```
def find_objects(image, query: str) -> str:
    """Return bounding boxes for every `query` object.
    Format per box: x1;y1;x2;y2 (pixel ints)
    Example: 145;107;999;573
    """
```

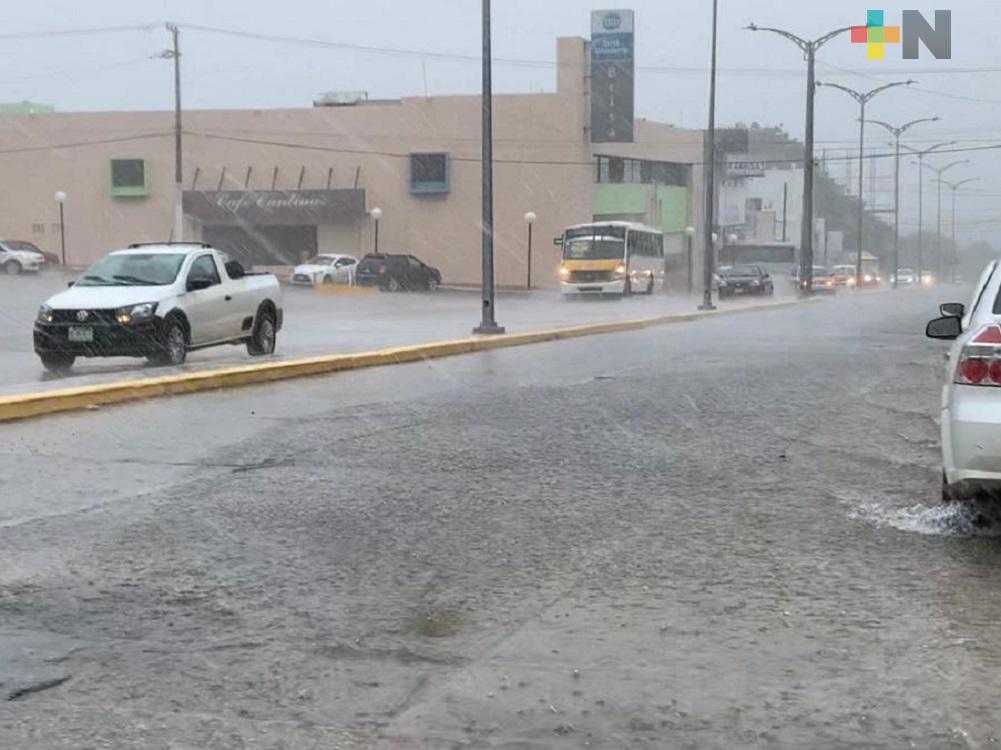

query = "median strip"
0;298;808;423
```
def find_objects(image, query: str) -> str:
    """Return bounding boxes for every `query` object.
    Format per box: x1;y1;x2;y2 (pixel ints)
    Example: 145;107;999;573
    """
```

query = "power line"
0;132;170;155
0;24;160;41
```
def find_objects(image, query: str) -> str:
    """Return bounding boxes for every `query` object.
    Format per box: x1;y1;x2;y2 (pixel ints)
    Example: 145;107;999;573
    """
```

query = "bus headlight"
559;266;571;280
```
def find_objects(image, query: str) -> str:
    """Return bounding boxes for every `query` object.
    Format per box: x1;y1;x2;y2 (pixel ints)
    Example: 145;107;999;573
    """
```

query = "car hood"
293;264;329;274
46;284;173;309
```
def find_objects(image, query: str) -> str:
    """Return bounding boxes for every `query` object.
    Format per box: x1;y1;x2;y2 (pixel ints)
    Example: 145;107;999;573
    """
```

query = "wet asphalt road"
1;287;999;749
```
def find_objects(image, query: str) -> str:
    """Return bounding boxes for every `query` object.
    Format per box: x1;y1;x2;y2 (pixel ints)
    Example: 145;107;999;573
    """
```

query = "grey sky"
2;0;998;241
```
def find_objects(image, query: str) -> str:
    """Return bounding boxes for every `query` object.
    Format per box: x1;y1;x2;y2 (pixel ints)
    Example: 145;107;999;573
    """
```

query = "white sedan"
289;254;358;286
927;258;1001;501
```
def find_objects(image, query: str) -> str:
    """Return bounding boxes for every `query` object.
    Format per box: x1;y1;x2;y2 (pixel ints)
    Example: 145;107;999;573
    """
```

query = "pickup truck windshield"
77;253;186;286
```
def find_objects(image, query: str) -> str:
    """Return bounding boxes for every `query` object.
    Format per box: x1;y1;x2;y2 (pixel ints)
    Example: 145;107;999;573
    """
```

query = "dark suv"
356;254;442;292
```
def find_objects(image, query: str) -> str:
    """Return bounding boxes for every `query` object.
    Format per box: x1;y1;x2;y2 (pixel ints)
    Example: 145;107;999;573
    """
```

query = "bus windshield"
563;236;625;261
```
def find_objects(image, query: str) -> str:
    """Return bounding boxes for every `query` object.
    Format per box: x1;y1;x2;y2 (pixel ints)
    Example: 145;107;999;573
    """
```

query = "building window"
595;155;688;187
410;153;449;195
110;158;149;197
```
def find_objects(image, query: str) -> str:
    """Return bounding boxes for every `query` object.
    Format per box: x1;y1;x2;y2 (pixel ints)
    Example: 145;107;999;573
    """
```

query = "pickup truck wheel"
247;312;277;356
149;321;187;366
39;351;75;373
4;260;22;276
386;277;401;293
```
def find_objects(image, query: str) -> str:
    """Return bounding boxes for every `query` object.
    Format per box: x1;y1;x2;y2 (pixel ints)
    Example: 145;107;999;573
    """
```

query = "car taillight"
955;325;1001;386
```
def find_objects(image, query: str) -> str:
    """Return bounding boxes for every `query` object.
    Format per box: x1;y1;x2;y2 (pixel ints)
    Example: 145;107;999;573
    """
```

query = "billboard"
590;9;635;143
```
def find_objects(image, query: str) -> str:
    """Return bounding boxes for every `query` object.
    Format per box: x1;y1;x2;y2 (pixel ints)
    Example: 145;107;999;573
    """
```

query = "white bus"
556;222;664;297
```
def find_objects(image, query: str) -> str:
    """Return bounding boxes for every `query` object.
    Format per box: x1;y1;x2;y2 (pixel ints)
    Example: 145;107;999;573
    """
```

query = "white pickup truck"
34;243;283;372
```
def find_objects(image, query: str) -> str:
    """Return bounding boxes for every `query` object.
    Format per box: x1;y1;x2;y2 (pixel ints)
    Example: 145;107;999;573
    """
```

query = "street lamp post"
902;142;955;284
54;191;67;267
727;233;738;265
157;24;184;243
747;22;851;296
935;177;979;283
685;226;696;294
699;0;721;312
370;207;383;253
923;159;969;279
869;117;940;288
817;80;914;288
524;211;536;291
474;0;503;334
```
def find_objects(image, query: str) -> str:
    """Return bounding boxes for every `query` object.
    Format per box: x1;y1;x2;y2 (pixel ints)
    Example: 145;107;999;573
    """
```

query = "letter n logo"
903;10;952;59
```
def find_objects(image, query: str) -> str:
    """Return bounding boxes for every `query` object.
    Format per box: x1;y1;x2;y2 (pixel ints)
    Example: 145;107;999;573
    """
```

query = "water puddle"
852;498;1001;538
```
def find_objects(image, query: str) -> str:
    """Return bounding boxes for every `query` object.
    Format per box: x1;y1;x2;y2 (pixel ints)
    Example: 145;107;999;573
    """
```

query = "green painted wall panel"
656;185;689;234
593;184;647;215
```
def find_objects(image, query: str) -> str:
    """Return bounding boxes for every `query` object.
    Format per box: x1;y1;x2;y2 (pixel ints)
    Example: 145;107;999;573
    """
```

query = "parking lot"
0;270;796;397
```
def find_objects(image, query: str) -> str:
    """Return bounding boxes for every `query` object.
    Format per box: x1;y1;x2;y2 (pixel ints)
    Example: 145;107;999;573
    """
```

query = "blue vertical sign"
591;9;635;143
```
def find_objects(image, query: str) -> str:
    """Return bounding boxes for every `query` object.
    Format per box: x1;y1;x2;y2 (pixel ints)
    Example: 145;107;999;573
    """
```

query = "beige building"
0;37;705;288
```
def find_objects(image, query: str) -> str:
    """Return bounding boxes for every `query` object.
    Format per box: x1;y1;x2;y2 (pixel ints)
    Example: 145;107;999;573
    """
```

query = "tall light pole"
817;80;914;288
902;142;954;284
524;211;536;291
54;191;67;267
685;226;696;295
923;159;969;279
474;0;503;334
747;22;851;296
869;117;940;288
371;207;383;253
159;24;184;243
935;177;979;282
700;0;720;311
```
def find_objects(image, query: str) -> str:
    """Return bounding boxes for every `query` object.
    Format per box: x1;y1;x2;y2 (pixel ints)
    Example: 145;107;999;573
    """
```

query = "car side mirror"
187;277;213;292
940;302;965;318
926;315;962;340
67;281;74;288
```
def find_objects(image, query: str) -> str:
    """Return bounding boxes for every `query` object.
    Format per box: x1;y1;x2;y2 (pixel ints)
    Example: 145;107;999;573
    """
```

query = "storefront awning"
183;189;365;224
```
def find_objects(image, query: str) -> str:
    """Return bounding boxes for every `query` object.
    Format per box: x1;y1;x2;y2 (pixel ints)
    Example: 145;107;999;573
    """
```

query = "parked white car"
927;259;1001;501
0;240;46;275
34;243;282;372
289;254;358;286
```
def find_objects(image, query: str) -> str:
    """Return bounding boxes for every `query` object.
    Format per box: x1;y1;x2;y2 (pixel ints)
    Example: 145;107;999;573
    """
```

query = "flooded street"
2;288;1001;749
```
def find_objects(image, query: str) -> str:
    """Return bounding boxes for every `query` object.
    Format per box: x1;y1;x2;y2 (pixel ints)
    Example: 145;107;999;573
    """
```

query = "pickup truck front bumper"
34;317;168;358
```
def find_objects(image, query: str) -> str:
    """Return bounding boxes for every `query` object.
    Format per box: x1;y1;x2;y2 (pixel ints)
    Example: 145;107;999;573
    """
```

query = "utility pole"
700;0;720;311
474;0;503;334
817;80;914;288
902;142;954;284
747;22;851;295
870;117;939;289
160;23;184;243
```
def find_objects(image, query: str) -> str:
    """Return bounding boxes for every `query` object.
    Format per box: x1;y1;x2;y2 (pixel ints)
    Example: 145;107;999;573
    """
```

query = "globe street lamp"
370;206;383;254
54;191;67;267
685;226;696;294
524;211;536;290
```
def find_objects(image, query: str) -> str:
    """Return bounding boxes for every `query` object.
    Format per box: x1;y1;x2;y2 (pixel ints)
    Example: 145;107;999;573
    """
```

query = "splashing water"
852;498;1001;538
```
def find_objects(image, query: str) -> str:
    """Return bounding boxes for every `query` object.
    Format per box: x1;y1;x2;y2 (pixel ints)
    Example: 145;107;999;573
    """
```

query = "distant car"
791;265;836;294
832;265;855;287
0;240;46;275
289;254;358;286
717;265;774;298
926;259;1001;501
355;253;441;292
893;268;918;286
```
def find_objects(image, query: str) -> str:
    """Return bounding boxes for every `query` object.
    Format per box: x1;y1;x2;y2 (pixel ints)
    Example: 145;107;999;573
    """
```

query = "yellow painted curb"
0;298;808;423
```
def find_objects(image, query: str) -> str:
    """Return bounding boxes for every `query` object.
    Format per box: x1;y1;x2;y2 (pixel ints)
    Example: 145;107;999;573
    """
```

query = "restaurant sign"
183;189;365;224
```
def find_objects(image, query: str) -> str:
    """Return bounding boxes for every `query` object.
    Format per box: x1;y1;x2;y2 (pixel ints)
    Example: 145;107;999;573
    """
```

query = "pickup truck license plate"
68;326;93;342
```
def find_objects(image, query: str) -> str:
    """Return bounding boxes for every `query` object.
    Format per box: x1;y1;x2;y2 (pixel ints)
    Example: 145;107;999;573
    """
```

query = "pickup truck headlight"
37;304;54;324
115;302;158;325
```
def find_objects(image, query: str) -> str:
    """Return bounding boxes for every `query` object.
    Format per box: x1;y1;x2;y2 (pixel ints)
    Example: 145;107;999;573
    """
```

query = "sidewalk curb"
0;298;810;423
